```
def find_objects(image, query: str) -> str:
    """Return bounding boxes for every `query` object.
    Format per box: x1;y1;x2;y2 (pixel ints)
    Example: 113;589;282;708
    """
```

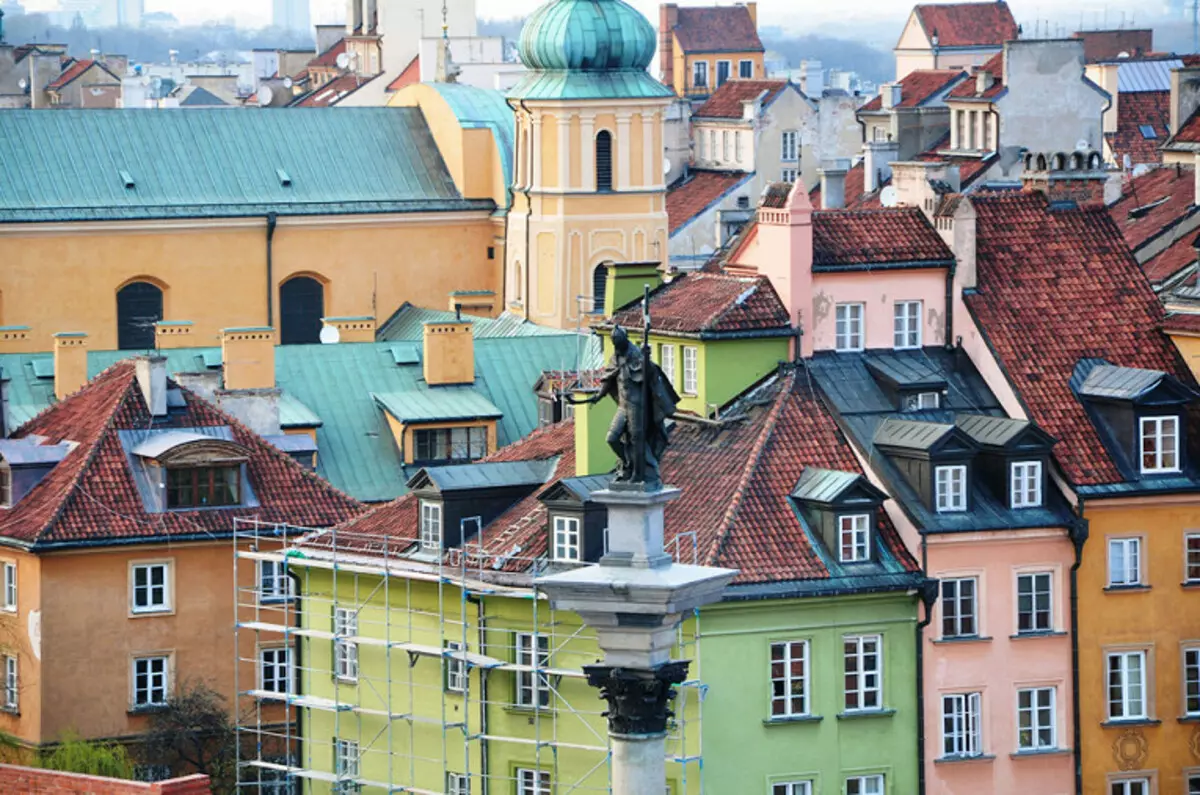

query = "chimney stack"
134;355;167;417
818;159;850;210
1171;66;1200;136
880;83;902;110
221;327;276;390
155;320;194;350
52;332;88;401
423;321;475;386
975;67;994;95
0;326;31;355
863;140;900;193
321;316;376;344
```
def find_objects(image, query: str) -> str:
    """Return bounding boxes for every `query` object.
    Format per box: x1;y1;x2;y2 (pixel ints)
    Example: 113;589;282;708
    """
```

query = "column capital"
583;661;691;737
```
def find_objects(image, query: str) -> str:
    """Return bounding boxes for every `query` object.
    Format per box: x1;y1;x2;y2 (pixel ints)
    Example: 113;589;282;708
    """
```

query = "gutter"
811;259;956;273
266;212;278;328
915;575;939;795
1069;509;1089;795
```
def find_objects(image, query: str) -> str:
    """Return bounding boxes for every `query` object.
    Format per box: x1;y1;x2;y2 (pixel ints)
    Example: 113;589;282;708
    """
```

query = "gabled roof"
671;5;764;54
946;52;1004;100
1143;231;1199;286
874;418;971;454
667;169;754;234
388;55;421;92
1167;107;1200;147
408;460;558;492
811;208;954;269
909;2;1018;49
1106;90;1169;168
693;79;794;119
178;86;229;107
47;58;119;90
291;72;378;107
791;467;887;506
955;413;1055;449
1072;29;1154;63
608;272;792;337
0;362;361;548
859;69;965;111
963;191;1195;487
1107;164;1197;255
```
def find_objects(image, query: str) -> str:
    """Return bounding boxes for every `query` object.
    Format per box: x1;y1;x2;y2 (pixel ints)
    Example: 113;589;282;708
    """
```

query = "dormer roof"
954;413;1056;451
874;418;978;456
130;431;250;465
791;467;888;507
407;460;558;493
866;357;947;392
1076;362;1187;402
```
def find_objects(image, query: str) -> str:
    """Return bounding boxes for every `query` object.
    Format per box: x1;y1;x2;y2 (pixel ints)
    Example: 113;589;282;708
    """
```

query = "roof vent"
276;168;292;187
119;170;135;189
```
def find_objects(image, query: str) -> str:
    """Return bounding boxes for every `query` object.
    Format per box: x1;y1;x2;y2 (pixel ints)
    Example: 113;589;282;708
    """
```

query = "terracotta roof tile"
693;79;791;118
0;362;362;546
811;207;953;267
1072;29;1154;63
1164;312;1200;335
291;73;376;107
947;52;1005;99
47;59;116;90
1106;91;1169;167
667;170;752;233
388;55;421;91
912;1;1018;48
609;272;790;334
312;38;347;68
672;6;763;54
964;192;1188;485
1107;164;1196;251
860;69;965;111
1143;231;1199;285
1172;107;1200;145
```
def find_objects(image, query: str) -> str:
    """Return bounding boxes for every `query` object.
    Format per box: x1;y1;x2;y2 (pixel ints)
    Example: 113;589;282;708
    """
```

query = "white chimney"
880;83;902;110
135;356;168;418
818;159;850;210
864;140;900;193
802;59;824;96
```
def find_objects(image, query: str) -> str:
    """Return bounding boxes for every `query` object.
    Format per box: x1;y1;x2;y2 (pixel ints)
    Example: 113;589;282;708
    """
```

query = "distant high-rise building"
273;0;311;33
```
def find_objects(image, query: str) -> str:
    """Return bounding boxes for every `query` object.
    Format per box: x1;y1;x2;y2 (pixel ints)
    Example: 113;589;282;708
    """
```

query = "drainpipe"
915;574;939;795
1069;509;1089;795
514;99;534;315
286;568;303;780
944;259;956;347
265;212;278;328
468;594;489;795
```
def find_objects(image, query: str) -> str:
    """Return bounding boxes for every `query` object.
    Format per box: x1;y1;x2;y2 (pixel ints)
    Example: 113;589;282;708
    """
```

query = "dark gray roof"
551;475;613;501
1078;363;1166;400
811;348;997;415
789;466;884;505
178;86;229;106
411;460;559;492
865;357;947;390
955;413;1033;447
873;418;955;451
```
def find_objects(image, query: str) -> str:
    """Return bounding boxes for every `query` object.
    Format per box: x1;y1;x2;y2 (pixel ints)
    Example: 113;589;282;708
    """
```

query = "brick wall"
0;765;211;794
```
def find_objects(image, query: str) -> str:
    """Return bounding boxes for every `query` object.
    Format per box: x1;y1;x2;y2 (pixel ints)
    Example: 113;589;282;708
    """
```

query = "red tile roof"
1143;232;1199;285
1106;90;1169;167
912;1;1018;48
291;73;376;107
667;170;752;233
808;163;886;211
388;55;421;92
47;59;118;90
964;192;1188;485
946;52;1004;99
0;362;362;547
671;6;763;54
860;69;965;111
311;37;348;68
693;79;791;118
916;132;998;186
609;272;790;334
1072;29;1154;62
1172;107;1200;145
1164;312;1200;335
811;207;953;267
1107;164;1196;251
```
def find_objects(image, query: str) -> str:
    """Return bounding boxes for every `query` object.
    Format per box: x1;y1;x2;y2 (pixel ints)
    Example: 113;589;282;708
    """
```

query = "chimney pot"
52;332;88;401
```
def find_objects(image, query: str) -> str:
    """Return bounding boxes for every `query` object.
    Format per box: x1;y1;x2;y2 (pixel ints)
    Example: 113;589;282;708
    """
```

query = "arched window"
279;276;325;345
596;131;613;192
117;281;163;350
592;263;609;314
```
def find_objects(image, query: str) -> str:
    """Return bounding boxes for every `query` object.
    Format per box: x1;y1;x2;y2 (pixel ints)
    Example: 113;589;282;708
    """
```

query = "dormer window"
1010;461;1043;508
551;515;581;562
903;392;940;412
838;514;870;563
935;465;967;512
420;500;442;551
165;465;241;509
1140;416;1179;474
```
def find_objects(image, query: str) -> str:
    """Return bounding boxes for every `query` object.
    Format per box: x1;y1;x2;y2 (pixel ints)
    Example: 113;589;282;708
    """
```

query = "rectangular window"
131;562;170;613
1187;534;1200;583
552;515;581;562
132;655;169;708
334;607;359;682
773;783;811;795
4;655;16;710
1011;461;1043;508
781;168;798;183
834;303;864;352
1112;780;1150;795
660;344;677;385
419;500;442;551
1108;537;1142;587
873;126;888;142
516;769;551;795
716;59;731;87
903;391;941;411
843;634;882;711
942;692;983;758
682;346;698;395
447;773;470;795
941;577;978;638
1107;650;1147;720
1017;686;1056;750
968;110;978;149
781;130;798;161
769;640;809;717
839;514;870;563
334;738;359;782
893;301;921;349
1185;647;1200;715
258;559;293;602
2;562;14;612
413;426;488;463
1191;775;1200;795
935;465;967;512
1016;572;1053;633
847;776;884;795
516;633;550;708
739;59;753;79
260;647;292;695
955;110;965;149
1140;415;1180;473
165;465;241;508
445;640;466;694
692;61;707;88
697;130;707;161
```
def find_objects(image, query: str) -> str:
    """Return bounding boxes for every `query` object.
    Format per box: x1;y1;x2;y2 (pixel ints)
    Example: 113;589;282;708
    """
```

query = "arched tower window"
596;131;613;192
117;281;163;350
279;276;325;345
592;263;609;314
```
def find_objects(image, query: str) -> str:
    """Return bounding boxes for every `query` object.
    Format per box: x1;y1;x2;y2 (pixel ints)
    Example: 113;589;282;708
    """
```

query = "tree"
142;681;237;791
39;732;135;779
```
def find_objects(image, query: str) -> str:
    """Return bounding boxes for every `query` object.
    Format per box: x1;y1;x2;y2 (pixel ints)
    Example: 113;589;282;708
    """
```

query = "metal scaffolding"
233;518;707;794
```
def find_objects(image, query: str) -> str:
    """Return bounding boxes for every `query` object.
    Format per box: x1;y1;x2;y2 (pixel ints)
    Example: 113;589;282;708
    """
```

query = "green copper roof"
424;83;515;207
377;303;575;341
0;108;493;222
373;388;502;423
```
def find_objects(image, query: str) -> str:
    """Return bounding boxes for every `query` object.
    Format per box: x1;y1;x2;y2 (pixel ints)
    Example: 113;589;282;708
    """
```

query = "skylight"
1138;124;1158;140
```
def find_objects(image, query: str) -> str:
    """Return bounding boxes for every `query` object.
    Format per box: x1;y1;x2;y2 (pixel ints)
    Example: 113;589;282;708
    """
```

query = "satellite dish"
17;77;27;90
335;52;350;70
282;76;293;89
1117;51;1131;59
319;325;341;345
257;85;274;107
662;157;672;176
880;185;899;208
1075;139;1089;151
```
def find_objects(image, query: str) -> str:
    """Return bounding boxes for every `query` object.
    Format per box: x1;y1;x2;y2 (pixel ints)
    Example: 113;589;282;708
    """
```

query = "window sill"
1103;585;1150;594
836;708;895;721
935;754;994;765
0;707;18;716
763;714;823;726
259;595;297;606
505;705;552;717
130;608;173;617
1010;631;1068;641
128;704;168;716
1010;748;1071;759
333;677;359;686
1101;718;1161;728
1178;715;1200;724
932;635;992;645
1181;581;1200;589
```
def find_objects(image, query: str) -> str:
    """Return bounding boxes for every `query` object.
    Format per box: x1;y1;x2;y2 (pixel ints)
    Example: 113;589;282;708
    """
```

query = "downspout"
468;594;489;795
944;259;955;348
265;212;278;328
915;573;938;795
1070;508;1089;795
287;569;303;779
516;99;534;315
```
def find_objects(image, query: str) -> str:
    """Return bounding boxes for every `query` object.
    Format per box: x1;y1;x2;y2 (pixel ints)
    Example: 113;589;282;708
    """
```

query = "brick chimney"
659;4;678;90
52;332;87;401
155;321;195;350
743;182;812;356
1020;149;1108;207
1171;66;1200;136
321;316;376;343
221;327;276;390
423;321;475;385
742;1;757;27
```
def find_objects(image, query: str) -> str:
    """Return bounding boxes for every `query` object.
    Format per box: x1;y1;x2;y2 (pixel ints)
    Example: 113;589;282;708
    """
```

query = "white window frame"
1107;537;1143;587
1190;773;1200;795
3;655;16;711
723;130;731;160
773;783;811;795
660;344;677;385
1186;533;1200;583
1107;650;1147;720
516;767;551;795
843;634;882;712
781;130;798;161
419;500;442;551
739;59;754;79
781;168;798;183
834;303;864;352
131;561;171;614
838;514;870;563
1016;571;1053;634
904;391;941;411
1185;646;1200;716
692;61;707;89
846;775;885;795
132;655;169;709
552;515;581;562
1111;779;1151;795
260;646;292;696
446;772;470;795
1010;461;1043;508
445;640;466;694
682;346;699;395
893;300;922;349
940;577;978;638
769;640;809;718
334;607;359;682
1140;415;1180;474
258;559;293;602
935;465;967;513
515;633;550;708
1;562;14;612
334;738;359;782
1017;686;1056;751
942;691;983;758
